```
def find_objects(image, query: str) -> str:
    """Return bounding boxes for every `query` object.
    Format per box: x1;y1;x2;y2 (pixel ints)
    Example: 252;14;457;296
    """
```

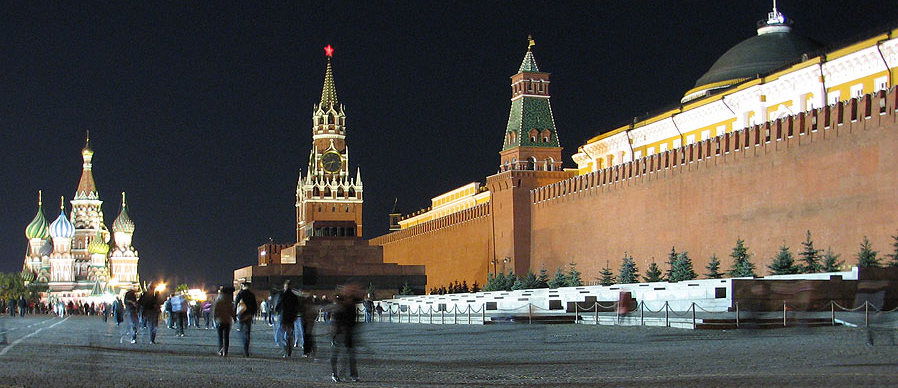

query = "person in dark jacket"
141;288;163;344
212;286;236;356
274;280;299;357
233;282;258;356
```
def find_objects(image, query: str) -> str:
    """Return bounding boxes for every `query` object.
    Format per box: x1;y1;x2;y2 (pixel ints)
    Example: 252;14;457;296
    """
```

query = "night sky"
1;1;894;288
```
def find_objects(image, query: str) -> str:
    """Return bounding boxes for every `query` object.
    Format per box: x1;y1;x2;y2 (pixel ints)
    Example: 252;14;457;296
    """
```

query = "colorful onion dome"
87;230;109;255
25;191;50;240
49;197;75;239
20;270;35;283
113;192;135;234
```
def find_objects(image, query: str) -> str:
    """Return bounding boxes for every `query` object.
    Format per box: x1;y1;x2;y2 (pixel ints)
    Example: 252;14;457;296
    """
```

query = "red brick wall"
531;91;898;281
371;204;493;290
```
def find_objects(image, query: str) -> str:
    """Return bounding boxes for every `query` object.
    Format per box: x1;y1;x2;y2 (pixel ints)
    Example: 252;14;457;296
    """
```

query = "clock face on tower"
321;151;342;173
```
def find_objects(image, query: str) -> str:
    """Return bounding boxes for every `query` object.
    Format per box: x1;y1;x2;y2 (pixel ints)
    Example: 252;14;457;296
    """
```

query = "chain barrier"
366;299;898;328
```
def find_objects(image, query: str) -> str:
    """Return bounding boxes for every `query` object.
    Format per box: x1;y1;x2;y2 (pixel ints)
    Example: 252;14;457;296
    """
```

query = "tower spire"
76;131;98;199
320;45;339;109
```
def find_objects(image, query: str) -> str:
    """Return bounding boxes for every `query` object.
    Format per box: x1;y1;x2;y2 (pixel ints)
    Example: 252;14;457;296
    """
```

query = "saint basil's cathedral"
23;136;140;302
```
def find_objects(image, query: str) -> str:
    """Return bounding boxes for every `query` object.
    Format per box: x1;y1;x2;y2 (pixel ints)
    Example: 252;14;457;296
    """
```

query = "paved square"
0;316;896;387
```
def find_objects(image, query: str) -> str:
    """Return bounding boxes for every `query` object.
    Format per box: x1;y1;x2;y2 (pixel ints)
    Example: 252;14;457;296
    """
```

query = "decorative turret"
499;36;562;172
113;192;135;249
26;190;50;241
75;131;98;201
49;196;75;254
88;229;110;256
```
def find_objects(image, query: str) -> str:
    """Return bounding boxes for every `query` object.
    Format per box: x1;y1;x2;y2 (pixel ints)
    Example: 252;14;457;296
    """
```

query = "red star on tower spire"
324;45;334;57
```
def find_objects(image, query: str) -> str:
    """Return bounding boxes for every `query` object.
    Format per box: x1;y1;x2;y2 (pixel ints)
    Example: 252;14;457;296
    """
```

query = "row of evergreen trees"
427;231;898;295
600;232;898;286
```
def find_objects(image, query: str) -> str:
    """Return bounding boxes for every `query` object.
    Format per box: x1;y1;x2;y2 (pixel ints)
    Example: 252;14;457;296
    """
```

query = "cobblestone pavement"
0;315;896;387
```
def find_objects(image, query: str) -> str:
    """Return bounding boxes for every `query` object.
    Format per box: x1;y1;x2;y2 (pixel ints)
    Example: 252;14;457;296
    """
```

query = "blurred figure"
170;293;188;337
376;302;384;322
363;298;373;323
202;299;212;329
275;280;299;358
164;297;173;329
112;297;123;325
141;288;163;344
329;293;359;383
123;284;140;344
234;282;258;357
260;298;270;326
299;292;318;357
212;286;236;356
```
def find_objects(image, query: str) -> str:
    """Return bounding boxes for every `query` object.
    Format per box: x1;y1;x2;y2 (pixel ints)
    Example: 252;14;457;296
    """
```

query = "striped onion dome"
87;230;109;255
113;192;135;234
49;198;75;239
25;192;50;240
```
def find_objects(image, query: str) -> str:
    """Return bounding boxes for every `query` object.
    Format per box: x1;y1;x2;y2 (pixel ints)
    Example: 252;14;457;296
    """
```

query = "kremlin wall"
371;8;898;290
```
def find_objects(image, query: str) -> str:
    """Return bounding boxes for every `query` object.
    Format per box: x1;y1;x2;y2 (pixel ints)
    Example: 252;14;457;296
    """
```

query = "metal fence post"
418;306;422;324
830;301;835;326
389;305;393;323
574;302;578;325
692;302;696;330
441;308;444;325
640;301;644;326
735;301;740;328
454;305;458;325
528;304;532;325
430;306;433;325
594;302;598;325
467;305;471;324
482;303;485;324
865;301;869;328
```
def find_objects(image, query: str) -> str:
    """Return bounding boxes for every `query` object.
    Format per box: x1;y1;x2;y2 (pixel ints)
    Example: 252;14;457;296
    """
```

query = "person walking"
329;294;359;382
17;295;27;317
212;286;235;357
274;280;299;358
375;302;384;322
202;299;212;329
112;297;123;325
299;293;318;357
259;299;269;326
123;285;140;344
141;288;163;344
164;297;173;329
233;282;258;357
7;297;15;317
170;293;188;337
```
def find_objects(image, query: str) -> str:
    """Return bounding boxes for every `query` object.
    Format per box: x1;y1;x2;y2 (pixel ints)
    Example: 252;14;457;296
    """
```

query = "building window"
827;91;840;105
850;83;864;99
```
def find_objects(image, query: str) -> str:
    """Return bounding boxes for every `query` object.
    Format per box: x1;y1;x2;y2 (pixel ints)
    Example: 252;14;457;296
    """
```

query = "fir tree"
536;265;550;288
705;254;723;279
471;281;481;293
643;259;664;282
400;282;413;295
664;246;678;281
670;252;697;282
461;280;469;293
520;271;541;289
886;232;898;268
599;261;616;286
548;268;567;289
566;261;583;287
856;236;880;267
822;248;844;272
511;276;525;290
798;230;823;273
503;273;518;291
618;252;640;284
728;238;757;278
768;244;800;275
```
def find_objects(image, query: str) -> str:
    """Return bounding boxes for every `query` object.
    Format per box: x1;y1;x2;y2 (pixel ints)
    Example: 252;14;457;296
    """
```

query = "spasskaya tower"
296;45;363;244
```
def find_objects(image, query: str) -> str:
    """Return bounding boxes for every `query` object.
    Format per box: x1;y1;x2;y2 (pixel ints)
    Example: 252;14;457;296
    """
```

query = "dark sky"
1;1;894;288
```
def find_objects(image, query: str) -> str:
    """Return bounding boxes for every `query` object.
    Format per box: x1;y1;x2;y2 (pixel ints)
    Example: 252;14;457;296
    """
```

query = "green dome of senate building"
683;6;822;103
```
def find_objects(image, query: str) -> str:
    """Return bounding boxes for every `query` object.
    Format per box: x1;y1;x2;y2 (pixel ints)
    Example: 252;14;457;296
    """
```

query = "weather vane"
528;35;535;50
324;44;334;58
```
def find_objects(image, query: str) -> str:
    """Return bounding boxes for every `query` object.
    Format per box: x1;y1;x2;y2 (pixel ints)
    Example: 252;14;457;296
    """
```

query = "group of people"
106;280;364;382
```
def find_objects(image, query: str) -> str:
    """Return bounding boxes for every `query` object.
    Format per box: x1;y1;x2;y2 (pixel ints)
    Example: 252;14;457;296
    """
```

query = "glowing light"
324;45;334;57
154;283;167;293
187;288;208;301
